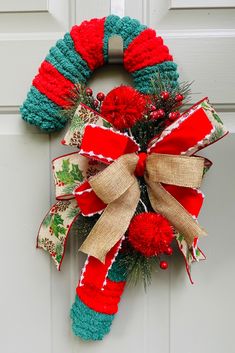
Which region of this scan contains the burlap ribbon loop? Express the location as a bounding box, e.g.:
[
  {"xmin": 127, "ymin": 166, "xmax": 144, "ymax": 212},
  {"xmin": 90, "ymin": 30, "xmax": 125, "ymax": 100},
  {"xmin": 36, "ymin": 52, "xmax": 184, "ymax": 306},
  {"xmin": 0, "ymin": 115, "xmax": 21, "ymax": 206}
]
[
  {"xmin": 89, "ymin": 154, "xmax": 139, "ymax": 203},
  {"xmin": 146, "ymin": 153, "xmax": 204, "ymax": 188},
  {"xmin": 79, "ymin": 152, "xmax": 206, "ymax": 262},
  {"xmin": 80, "ymin": 154, "xmax": 140, "ymax": 262}
]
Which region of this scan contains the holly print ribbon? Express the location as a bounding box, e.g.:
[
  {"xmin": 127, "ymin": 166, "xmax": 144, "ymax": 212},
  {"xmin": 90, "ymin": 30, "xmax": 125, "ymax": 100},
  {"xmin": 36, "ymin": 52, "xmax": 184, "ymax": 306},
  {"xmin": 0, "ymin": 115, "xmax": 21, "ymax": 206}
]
[{"xmin": 37, "ymin": 104, "xmax": 139, "ymax": 269}]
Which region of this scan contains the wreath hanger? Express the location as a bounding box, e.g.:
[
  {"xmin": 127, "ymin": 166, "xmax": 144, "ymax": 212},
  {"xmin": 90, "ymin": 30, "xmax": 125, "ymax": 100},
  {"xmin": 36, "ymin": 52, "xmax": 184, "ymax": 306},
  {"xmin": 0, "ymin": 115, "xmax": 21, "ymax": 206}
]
[{"xmin": 108, "ymin": 35, "xmax": 124, "ymax": 64}]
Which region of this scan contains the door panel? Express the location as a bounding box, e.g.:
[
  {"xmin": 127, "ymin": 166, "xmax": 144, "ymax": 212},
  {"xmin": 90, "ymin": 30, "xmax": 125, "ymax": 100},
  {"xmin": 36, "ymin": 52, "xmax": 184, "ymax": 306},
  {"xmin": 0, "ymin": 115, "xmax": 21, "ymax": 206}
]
[{"xmin": 0, "ymin": 1, "xmax": 234, "ymax": 353}]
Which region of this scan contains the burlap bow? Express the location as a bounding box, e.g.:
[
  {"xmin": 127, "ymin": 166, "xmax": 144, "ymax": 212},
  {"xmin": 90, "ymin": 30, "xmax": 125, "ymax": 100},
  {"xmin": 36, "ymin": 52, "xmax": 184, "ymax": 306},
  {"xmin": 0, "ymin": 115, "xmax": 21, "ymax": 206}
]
[
  {"xmin": 79, "ymin": 152, "xmax": 206, "ymax": 263},
  {"xmin": 37, "ymin": 99, "xmax": 227, "ymax": 271}
]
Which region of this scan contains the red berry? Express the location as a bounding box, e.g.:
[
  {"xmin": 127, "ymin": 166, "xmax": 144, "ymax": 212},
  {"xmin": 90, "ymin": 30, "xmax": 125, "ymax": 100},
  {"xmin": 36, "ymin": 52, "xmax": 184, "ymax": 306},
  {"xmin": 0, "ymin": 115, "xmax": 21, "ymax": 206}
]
[
  {"xmin": 157, "ymin": 109, "xmax": 165, "ymax": 118},
  {"xmin": 97, "ymin": 92, "xmax": 105, "ymax": 101},
  {"xmin": 150, "ymin": 109, "xmax": 165, "ymax": 120},
  {"xmin": 168, "ymin": 111, "xmax": 180, "ymax": 121},
  {"xmin": 150, "ymin": 111, "xmax": 159, "ymax": 120},
  {"xmin": 160, "ymin": 91, "xmax": 170, "ymax": 100},
  {"xmin": 160, "ymin": 261, "xmax": 168, "ymax": 270},
  {"xmin": 150, "ymin": 104, "xmax": 156, "ymax": 111},
  {"xmin": 165, "ymin": 247, "xmax": 173, "ymax": 256},
  {"xmin": 86, "ymin": 88, "xmax": 93, "ymax": 96},
  {"xmin": 94, "ymin": 99, "xmax": 99, "ymax": 108},
  {"xmin": 175, "ymin": 93, "xmax": 184, "ymax": 102}
]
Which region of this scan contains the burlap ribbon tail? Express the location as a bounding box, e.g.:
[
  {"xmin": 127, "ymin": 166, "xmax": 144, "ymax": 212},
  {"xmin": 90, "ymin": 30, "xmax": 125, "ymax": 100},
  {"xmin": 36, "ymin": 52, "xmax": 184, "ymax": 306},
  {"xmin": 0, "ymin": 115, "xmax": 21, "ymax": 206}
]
[{"xmin": 79, "ymin": 152, "xmax": 206, "ymax": 262}]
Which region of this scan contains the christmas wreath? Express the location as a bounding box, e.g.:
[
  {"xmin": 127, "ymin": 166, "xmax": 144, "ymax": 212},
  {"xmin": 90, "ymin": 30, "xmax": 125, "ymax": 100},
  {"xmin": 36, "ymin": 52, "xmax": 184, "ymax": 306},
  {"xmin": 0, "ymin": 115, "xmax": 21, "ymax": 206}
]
[{"xmin": 21, "ymin": 15, "xmax": 228, "ymax": 341}]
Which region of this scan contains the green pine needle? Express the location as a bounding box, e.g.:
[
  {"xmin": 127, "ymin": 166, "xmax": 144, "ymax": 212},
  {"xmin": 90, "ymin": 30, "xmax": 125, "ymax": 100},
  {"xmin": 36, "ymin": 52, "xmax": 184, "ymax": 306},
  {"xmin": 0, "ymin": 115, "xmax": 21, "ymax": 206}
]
[{"xmin": 119, "ymin": 245, "xmax": 159, "ymax": 291}]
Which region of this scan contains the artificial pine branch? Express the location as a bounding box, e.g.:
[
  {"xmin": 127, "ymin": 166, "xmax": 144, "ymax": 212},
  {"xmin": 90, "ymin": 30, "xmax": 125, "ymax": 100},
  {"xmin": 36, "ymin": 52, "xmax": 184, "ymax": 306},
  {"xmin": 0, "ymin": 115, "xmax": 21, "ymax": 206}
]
[
  {"xmin": 119, "ymin": 243, "xmax": 159, "ymax": 290},
  {"xmin": 60, "ymin": 84, "xmax": 101, "ymax": 122},
  {"xmin": 130, "ymin": 74, "xmax": 192, "ymax": 151}
]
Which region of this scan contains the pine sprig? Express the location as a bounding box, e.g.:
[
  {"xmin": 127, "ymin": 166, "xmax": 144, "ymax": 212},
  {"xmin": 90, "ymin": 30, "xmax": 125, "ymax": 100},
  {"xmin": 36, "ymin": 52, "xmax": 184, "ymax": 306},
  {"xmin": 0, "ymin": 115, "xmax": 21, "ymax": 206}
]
[
  {"xmin": 130, "ymin": 73, "xmax": 192, "ymax": 151},
  {"xmin": 119, "ymin": 243, "xmax": 159, "ymax": 290},
  {"xmin": 150, "ymin": 73, "xmax": 193, "ymax": 108},
  {"xmin": 71, "ymin": 213, "xmax": 100, "ymax": 240},
  {"xmin": 60, "ymin": 84, "xmax": 101, "ymax": 122}
]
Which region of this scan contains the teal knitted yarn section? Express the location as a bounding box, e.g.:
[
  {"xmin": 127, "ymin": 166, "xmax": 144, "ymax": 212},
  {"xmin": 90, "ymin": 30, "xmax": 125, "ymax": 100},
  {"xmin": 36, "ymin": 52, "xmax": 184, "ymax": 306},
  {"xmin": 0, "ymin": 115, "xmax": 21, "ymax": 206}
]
[
  {"xmin": 20, "ymin": 86, "xmax": 66, "ymax": 132},
  {"xmin": 132, "ymin": 61, "xmax": 179, "ymax": 94},
  {"xmin": 21, "ymin": 33, "xmax": 92, "ymax": 132},
  {"xmin": 71, "ymin": 295, "xmax": 114, "ymax": 341},
  {"xmin": 107, "ymin": 252, "xmax": 128, "ymax": 282},
  {"xmin": 103, "ymin": 15, "xmax": 146, "ymax": 62},
  {"xmin": 46, "ymin": 33, "xmax": 92, "ymax": 84}
]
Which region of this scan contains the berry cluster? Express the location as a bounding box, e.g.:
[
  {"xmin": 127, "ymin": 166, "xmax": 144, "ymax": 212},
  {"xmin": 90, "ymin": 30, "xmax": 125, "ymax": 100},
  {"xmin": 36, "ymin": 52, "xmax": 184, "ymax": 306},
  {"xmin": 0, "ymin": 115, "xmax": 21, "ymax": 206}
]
[
  {"xmin": 85, "ymin": 87, "xmax": 105, "ymax": 110},
  {"xmin": 149, "ymin": 91, "xmax": 184, "ymax": 123}
]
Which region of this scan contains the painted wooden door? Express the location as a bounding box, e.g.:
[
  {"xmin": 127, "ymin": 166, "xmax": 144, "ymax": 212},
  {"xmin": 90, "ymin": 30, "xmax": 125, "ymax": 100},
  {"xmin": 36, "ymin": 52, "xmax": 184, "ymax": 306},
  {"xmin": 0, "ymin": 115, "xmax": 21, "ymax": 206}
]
[{"xmin": 0, "ymin": 1, "xmax": 234, "ymax": 352}]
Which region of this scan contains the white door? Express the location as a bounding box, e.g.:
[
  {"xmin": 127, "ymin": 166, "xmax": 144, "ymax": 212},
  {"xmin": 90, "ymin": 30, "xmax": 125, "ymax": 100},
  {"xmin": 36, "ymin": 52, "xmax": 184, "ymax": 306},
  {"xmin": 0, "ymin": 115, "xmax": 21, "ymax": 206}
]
[{"xmin": 0, "ymin": 1, "xmax": 235, "ymax": 352}]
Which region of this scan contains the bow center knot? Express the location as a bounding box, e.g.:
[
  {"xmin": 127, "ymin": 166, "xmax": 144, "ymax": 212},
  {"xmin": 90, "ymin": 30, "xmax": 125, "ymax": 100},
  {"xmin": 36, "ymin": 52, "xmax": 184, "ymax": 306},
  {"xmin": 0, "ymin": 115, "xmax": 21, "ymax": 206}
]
[{"xmin": 135, "ymin": 152, "xmax": 147, "ymax": 177}]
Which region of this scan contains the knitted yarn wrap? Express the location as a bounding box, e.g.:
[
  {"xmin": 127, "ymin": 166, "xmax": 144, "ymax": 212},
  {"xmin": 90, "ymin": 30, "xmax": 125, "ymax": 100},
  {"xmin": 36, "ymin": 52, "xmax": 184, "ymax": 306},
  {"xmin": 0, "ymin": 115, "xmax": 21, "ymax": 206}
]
[
  {"xmin": 71, "ymin": 252, "xmax": 127, "ymax": 340},
  {"xmin": 20, "ymin": 15, "xmax": 179, "ymax": 132}
]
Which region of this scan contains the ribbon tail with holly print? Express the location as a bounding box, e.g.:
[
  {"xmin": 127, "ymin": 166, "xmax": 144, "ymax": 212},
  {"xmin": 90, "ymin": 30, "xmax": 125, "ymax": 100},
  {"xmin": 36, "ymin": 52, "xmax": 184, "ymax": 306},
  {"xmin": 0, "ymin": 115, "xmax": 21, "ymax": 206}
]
[{"xmin": 37, "ymin": 151, "xmax": 105, "ymax": 269}]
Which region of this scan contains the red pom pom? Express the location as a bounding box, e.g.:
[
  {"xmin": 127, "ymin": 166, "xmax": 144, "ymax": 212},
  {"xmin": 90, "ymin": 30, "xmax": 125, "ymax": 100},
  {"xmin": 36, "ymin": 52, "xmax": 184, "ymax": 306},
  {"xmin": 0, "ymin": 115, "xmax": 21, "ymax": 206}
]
[
  {"xmin": 128, "ymin": 212, "xmax": 174, "ymax": 257},
  {"xmin": 101, "ymin": 86, "xmax": 147, "ymax": 130}
]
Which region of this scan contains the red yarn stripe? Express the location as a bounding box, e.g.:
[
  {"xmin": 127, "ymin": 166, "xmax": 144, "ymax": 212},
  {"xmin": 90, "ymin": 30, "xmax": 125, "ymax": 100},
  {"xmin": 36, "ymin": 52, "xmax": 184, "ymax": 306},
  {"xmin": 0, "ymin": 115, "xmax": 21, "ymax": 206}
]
[
  {"xmin": 77, "ymin": 279, "xmax": 125, "ymax": 315},
  {"xmin": 33, "ymin": 61, "xmax": 74, "ymax": 107},
  {"xmin": 76, "ymin": 240, "xmax": 125, "ymax": 314},
  {"xmin": 79, "ymin": 241, "xmax": 122, "ymax": 289},
  {"xmin": 124, "ymin": 28, "xmax": 173, "ymax": 73},
  {"xmin": 70, "ymin": 18, "xmax": 105, "ymax": 71}
]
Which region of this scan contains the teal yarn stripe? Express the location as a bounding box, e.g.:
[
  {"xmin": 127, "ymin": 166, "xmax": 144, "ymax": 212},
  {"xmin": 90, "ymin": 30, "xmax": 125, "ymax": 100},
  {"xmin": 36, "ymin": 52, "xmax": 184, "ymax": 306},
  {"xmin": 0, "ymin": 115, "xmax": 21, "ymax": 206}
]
[
  {"xmin": 46, "ymin": 33, "xmax": 92, "ymax": 84},
  {"xmin": 20, "ymin": 86, "xmax": 66, "ymax": 132},
  {"xmin": 103, "ymin": 15, "xmax": 146, "ymax": 62},
  {"xmin": 21, "ymin": 33, "xmax": 92, "ymax": 132},
  {"xmin": 71, "ymin": 295, "xmax": 114, "ymax": 341},
  {"xmin": 132, "ymin": 61, "xmax": 179, "ymax": 94},
  {"xmin": 107, "ymin": 252, "xmax": 128, "ymax": 282}
]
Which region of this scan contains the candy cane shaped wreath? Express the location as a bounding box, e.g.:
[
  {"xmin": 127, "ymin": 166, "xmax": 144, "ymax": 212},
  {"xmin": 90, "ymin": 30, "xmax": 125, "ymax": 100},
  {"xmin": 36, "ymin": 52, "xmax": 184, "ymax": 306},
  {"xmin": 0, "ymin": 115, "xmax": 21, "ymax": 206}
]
[{"xmin": 21, "ymin": 15, "xmax": 227, "ymax": 341}]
